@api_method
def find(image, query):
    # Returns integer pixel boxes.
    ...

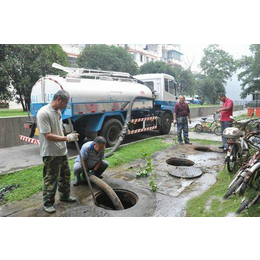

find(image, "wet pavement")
[0,137,225,217]
[0,109,247,217]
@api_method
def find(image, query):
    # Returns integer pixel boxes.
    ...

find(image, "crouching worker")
[73,136,109,186]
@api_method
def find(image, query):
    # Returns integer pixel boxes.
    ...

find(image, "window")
[140,55,143,62]
[164,79,169,92]
[144,81,154,91]
[169,80,175,95]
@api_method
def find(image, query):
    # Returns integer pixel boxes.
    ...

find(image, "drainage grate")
[166,157,195,167]
[60,206,110,217]
[194,146,212,152]
[96,189,138,211]
[168,167,202,179]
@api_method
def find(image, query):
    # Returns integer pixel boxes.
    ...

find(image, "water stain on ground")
[0,141,226,217]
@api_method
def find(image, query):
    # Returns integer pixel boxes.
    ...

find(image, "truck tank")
[30,76,153,119]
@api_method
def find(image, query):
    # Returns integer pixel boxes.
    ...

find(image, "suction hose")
[89,175,124,210]
[105,96,155,158]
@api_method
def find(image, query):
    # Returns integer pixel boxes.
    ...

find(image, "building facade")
[114,44,183,68]
[60,44,84,67]
[61,44,183,68]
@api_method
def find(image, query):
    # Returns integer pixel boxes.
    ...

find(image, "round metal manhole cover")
[194,146,212,152]
[168,166,202,179]
[60,206,110,217]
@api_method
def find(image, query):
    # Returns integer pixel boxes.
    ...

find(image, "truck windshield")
[144,81,154,91]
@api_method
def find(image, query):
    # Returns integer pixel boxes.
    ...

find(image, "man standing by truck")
[216,93,233,151]
[37,90,79,213]
[174,95,192,145]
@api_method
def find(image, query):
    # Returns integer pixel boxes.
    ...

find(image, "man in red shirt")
[216,93,233,151]
[174,95,192,144]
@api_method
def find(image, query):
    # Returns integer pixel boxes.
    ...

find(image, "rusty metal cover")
[60,206,110,217]
[167,166,202,179]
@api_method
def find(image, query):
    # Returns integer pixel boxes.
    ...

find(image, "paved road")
[0,109,247,175]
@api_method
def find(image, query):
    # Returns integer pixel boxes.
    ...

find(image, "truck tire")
[100,118,123,147]
[159,113,172,135]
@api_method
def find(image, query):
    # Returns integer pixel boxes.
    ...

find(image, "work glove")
[67,133,79,142]
[189,119,191,124]
[173,120,177,125]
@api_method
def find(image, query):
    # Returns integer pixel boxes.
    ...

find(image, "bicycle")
[223,118,260,173]
[194,113,221,136]
[223,132,260,200]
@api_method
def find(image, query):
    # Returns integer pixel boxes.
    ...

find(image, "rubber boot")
[73,172,82,186]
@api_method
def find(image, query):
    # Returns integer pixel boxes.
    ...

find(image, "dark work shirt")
[174,102,190,117]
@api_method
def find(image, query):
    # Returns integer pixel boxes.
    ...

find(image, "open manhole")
[166,157,195,167]
[96,189,138,211]
[60,206,110,217]
[166,157,202,179]
[194,146,212,152]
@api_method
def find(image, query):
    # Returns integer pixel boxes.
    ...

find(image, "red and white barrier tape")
[19,135,40,145]
[127,126,157,135]
[130,116,157,124]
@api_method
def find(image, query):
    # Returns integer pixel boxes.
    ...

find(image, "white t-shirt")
[37,104,67,157]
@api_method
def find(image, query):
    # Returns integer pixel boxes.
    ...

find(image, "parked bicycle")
[223,118,260,173]
[223,131,260,200]
[236,191,260,214]
[194,113,221,136]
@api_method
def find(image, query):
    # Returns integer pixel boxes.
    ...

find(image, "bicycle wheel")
[223,176,243,200]
[195,124,203,133]
[214,126,222,136]
[226,145,238,173]
[238,182,248,196]
[236,198,250,214]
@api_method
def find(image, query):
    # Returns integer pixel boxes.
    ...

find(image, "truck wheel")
[159,113,172,135]
[100,119,123,147]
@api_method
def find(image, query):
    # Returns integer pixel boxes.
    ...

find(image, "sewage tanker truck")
[22,63,179,147]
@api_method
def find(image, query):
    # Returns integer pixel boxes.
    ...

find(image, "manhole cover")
[96,189,138,211]
[194,146,212,152]
[168,167,202,179]
[166,157,195,166]
[60,206,110,217]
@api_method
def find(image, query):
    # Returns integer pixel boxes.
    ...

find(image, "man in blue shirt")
[73,136,109,185]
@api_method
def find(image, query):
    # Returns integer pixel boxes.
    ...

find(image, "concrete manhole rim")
[95,188,139,211]
[60,206,110,217]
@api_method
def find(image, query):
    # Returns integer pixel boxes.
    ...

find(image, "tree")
[0,44,69,111]
[197,44,237,104]
[237,44,260,98]
[140,61,195,96]
[77,45,138,75]
[140,61,175,77]
[195,73,225,104]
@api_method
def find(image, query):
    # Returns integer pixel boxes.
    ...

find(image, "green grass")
[190,138,222,146]
[0,138,172,205]
[0,109,28,117]
[186,168,260,217]
[189,104,221,108]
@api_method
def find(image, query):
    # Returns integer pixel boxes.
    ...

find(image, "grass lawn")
[190,138,222,146]
[0,109,28,117]
[186,168,260,217]
[0,138,172,205]
[189,104,221,108]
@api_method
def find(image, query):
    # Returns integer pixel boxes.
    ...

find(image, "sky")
[181,44,252,101]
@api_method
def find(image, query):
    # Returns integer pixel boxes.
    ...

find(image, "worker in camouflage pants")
[37,90,79,213]
[174,95,192,145]
[43,156,71,207]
